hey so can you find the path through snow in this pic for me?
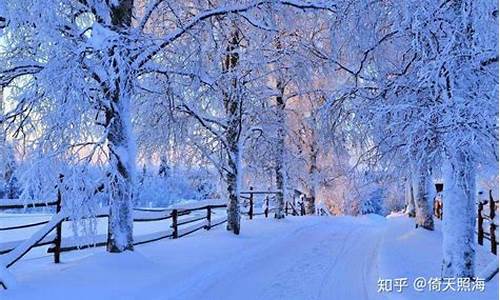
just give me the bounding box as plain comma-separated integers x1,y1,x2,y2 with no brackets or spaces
171,217,386,300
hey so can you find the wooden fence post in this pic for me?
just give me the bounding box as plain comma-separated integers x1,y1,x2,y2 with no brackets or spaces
54,174,64,264
478,201,484,246
300,201,305,216
264,196,269,218
172,209,178,239
489,191,497,255
249,186,254,220
206,206,212,230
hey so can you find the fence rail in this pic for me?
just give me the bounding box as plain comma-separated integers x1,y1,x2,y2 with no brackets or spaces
433,190,498,255
0,203,228,265
0,188,288,271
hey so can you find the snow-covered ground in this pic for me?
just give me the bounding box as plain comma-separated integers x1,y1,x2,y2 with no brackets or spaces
1,214,498,300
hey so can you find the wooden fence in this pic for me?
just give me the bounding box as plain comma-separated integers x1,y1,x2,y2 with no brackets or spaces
0,202,227,268
240,187,276,219
286,189,308,216
0,188,289,271
285,201,303,216
433,190,498,255
285,188,330,217
477,191,499,255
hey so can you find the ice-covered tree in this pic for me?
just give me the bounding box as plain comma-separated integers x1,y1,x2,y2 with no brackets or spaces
0,0,338,246
432,0,498,277
161,2,337,231
319,0,497,276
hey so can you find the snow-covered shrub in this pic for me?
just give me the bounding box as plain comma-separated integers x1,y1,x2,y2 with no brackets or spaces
135,167,218,207
361,187,384,215
0,144,20,199
383,182,406,214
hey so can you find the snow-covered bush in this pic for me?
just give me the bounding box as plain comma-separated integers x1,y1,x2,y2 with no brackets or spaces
361,187,384,215
135,167,218,207
0,144,20,199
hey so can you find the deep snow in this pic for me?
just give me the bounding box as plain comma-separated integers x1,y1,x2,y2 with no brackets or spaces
1,215,498,300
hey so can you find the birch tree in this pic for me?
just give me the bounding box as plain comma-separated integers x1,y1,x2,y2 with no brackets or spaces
222,28,244,234
273,44,286,219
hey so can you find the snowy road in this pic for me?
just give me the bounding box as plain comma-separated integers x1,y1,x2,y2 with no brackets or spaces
172,217,386,300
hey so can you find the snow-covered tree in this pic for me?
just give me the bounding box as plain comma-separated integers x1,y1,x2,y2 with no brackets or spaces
319,0,497,276
434,0,498,278
0,0,338,245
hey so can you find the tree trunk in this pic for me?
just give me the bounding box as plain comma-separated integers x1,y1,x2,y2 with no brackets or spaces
223,29,242,234
1,83,18,198
441,0,476,279
158,155,171,178
305,140,318,215
225,152,241,235
442,150,476,278
414,158,434,230
106,91,135,252
0,86,3,143
405,176,416,217
106,0,135,252
274,77,286,219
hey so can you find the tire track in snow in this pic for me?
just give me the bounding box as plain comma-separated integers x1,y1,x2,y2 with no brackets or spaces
315,223,387,300
315,226,362,300
256,222,359,300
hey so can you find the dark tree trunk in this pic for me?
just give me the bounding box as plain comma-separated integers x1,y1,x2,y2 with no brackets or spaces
305,138,318,215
